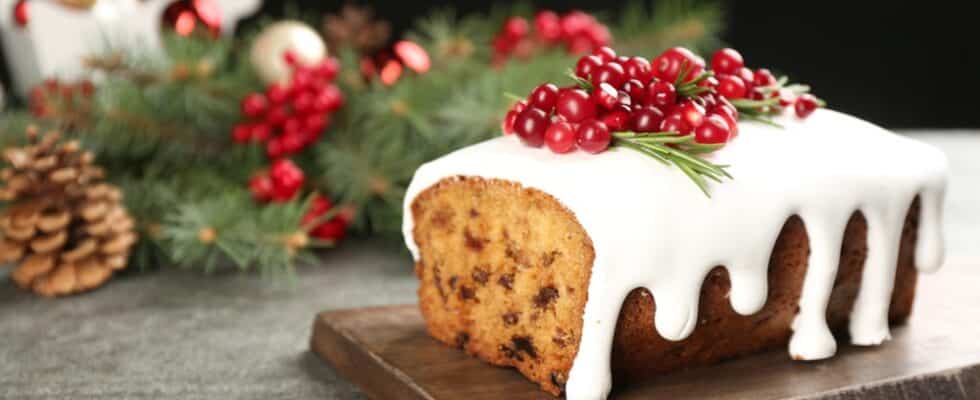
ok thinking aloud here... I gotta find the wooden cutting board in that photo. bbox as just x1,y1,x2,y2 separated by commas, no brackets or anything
310,260,980,399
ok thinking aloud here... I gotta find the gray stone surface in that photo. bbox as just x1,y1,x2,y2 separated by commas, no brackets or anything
1,132,978,399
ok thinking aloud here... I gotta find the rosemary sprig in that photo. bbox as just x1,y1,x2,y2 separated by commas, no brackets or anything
567,68,593,91
731,75,826,123
612,131,731,197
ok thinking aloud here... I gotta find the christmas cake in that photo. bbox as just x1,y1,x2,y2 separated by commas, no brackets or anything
402,47,948,399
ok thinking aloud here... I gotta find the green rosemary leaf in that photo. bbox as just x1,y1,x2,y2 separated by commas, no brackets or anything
566,68,593,91
739,113,785,128
730,98,779,109
504,92,524,102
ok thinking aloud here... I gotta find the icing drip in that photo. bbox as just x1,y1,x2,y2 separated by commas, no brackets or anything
402,109,948,400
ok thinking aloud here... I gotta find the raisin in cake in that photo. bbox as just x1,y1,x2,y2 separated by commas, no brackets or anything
402,109,947,399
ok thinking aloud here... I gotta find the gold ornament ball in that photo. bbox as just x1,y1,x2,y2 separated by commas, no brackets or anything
250,21,327,84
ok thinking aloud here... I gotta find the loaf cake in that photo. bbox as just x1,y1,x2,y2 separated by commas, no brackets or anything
402,47,948,400
402,110,947,398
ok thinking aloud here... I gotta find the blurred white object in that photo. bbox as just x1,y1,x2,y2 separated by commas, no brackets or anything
0,0,260,97
250,21,326,85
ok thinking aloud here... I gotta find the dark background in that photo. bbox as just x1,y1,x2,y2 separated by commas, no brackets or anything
4,1,977,129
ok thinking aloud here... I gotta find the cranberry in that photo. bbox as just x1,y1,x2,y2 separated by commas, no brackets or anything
512,99,529,114
652,47,705,83
794,93,819,118
514,108,549,147
622,79,646,104
502,109,519,135
575,55,603,79
753,68,777,87
645,81,676,107
698,75,718,89
660,112,691,134
623,57,654,84
592,46,617,62
630,106,665,133
593,83,619,110
265,105,289,127
13,0,28,26
249,174,275,202
314,58,340,80
736,67,755,86
502,17,529,39
556,89,597,123
232,124,252,143
713,101,738,121
529,83,560,112
601,109,630,131
676,101,706,129
266,137,284,158
313,85,343,112
241,93,268,118
592,62,627,89
535,11,562,42
303,114,328,133
266,83,289,104
292,91,316,114
251,123,273,142
716,75,747,99
710,48,744,75
694,114,731,144
576,120,611,153
710,110,738,139
545,121,577,153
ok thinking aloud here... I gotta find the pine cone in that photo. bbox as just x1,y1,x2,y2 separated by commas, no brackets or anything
323,4,391,56
0,127,136,297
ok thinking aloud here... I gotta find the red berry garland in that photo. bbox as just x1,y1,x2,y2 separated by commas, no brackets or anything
301,195,354,242
250,158,306,203
502,46,824,196
232,51,344,158
492,10,610,65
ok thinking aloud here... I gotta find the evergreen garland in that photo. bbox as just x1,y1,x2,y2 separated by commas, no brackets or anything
0,1,722,276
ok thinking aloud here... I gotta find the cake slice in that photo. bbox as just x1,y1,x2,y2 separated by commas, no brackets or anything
403,47,948,400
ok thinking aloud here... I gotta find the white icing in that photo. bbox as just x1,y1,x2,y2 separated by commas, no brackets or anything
401,109,948,400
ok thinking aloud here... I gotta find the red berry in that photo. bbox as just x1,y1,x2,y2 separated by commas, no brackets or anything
266,137,284,158
252,123,273,142
394,41,431,73
652,47,705,83
716,75,747,99
710,110,738,139
660,112,692,134
624,57,653,84
281,132,304,154
565,34,593,55
266,83,289,104
645,81,677,107
694,114,731,144
630,106,665,133
314,85,344,113
13,0,28,26
575,55,603,79
529,83,560,112
556,89,597,123
545,121,577,153
292,91,316,114
737,67,755,87
593,83,619,110
713,100,739,121
534,11,562,42
622,79,646,105
591,61,626,89
512,99,529,114
241,93,268,118
592,46,617,62
265,105,289,127
312,219,350,241
677,101,706,128
502,17,529,39
795,93,819,118
314,58,340,80
753,68,777,87
513,108,549,147
304,113,328,134
576,120,611,153
502,109,519,135
270,158,305,190
710,48,744,75
232,124,252,143
249,174,275,202
601,109,630,131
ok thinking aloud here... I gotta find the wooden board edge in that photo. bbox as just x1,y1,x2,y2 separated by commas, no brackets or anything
310,308,436,400
802,363,980,400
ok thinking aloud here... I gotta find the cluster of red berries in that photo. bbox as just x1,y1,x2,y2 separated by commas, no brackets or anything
249,158,306,203
301,195,354,242
502,46,821,154
359,41,432,86
492,10,610,64
705,48,821,119
29,78,95,118
232,51,344,159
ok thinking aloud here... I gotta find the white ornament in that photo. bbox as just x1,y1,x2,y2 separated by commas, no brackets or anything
0,0,261,97
250,20,326,84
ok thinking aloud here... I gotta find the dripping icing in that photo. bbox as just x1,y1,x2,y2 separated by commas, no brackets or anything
401,109,948,400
